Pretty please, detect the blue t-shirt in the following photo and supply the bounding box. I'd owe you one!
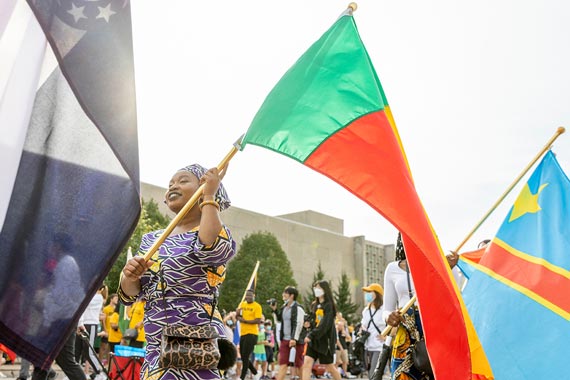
[232,320,241,345]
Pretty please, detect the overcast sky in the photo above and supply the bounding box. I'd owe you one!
[130,0,570,251]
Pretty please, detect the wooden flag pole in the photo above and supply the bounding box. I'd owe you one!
[238,261,260,307]
[143,135,244,262]
[454,127,565,253]
[381,295,416,337]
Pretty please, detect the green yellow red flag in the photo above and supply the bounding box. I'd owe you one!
[242,8,492,380]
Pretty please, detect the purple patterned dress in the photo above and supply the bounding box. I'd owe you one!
[119,225,236,380]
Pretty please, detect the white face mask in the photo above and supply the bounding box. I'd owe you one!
[313,287,324,298]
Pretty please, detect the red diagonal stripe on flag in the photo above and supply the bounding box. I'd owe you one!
[480,242,570,314]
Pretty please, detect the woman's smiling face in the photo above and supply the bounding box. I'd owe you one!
[165,171,200,213]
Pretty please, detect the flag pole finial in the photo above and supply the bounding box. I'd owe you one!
[557,126,565,134]
[348,2,358,12]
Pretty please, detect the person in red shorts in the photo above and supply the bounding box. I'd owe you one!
[270,286,305,380]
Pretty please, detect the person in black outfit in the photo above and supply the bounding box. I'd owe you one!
[298,316,312,343]
[301,280,341,380]
[32,327,86,380]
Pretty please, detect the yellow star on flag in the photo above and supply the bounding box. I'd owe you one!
[509,183,548,222]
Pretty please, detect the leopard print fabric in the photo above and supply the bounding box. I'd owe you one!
[160,325,220,369]
[162,325,219,339]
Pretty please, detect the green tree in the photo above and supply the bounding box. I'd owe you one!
[303,262,325,312]
[105,199,170,293]
[334,272,359,325]
[219,232,297,316]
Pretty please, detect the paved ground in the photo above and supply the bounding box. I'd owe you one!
[0,363,63,380]
[1,361,388,380]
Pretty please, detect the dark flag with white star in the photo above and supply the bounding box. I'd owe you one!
[0,0,140,368]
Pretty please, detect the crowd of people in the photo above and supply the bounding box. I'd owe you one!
[1,163,464,380]
[209,276,410,380]
[215,231,459,380]
[1,285,147,380]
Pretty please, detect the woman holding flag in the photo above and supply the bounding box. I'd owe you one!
[383,234,458,380]
[383,233,430,380]
[119,164,237,380]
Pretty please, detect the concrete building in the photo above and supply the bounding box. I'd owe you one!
[141,182,395,307]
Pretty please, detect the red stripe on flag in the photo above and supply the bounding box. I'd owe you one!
[305,110,472,380]
[481,243,570,313]
[461,247,487,264]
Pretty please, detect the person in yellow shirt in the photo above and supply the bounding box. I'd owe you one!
[237,290,262,380]
[107,302,123,353]
[127,299,146,348]
[100,293,118,363]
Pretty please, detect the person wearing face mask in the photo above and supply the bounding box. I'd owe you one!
[263,321,276,379]
[270,286,305,380]
[223,311,237,344]
[222,311,240,379]
[237,290,262,380]
[302,280,342,380]
[253,321,269,379]
[360,283,387,379]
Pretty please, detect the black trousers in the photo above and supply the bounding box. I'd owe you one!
[239,334,258,380]
[32,330,85,380]
[81,325,103,373]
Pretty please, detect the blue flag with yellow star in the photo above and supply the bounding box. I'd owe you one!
[459,151,570,379]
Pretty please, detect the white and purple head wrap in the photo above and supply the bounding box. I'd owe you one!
[178,163,231,211]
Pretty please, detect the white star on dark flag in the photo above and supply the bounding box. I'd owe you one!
[97,4,116,23]
[67,3,87,23]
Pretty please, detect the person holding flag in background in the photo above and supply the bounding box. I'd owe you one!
[383,235,432,380]
[237,290,263,380]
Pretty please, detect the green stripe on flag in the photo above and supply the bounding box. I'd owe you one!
[243,15,387,162]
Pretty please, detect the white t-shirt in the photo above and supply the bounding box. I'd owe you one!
[80,293,104,326]
[43,255,84,326]
[382,260,416,322]
[360,305,386,351]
